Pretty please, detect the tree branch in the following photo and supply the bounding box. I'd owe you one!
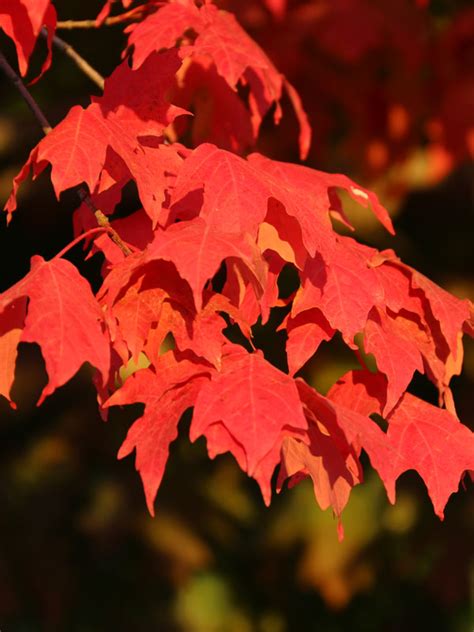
[40,28,104,90]
[77,189,133,256]
[56,6,148,29]
[0,51,131,257]
[0,51,52,134]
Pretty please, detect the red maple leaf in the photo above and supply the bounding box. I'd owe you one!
[106,351,211,514]
[279,380,364,538]
[5,50,188,224]
[363,306,424,414]
[0,0,56,79]
[328,377,474,518]
[0,256,110,405]
[191,346,308,482]
[284,308,335,376]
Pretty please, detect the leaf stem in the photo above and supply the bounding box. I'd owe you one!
[77,189,133,256]
[41,28,105,90]
[0,51,52,134]
[53,227,109,260]
[353,347,369,371]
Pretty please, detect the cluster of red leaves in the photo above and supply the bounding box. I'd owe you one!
[223,0,474,182]
[1,0,473,537]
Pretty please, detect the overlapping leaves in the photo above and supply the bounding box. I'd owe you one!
[1,0,473,537]
[125,0,311,157]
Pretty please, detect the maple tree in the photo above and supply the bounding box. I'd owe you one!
[0,0,473,540]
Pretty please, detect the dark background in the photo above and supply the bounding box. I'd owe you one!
[0,1,473,630]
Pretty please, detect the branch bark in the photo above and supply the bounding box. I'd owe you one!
[56,6,147,29]
[40,28,105,90]
[0,51,131,256]
[77,190,133,256]
[0,51,52,134]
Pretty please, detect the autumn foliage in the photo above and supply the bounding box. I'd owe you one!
[1,0,473,539]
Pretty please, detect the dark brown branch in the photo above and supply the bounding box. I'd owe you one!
[0,51,52,134]
[0,51,131,257]
[40,28,104,90]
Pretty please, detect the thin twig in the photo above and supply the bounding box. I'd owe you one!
[77,189,133,256]
[56,18,111,29]
[0,51,131,257]
[41,28,104,90]
[0,51,52,134]
[56,6,147,29]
